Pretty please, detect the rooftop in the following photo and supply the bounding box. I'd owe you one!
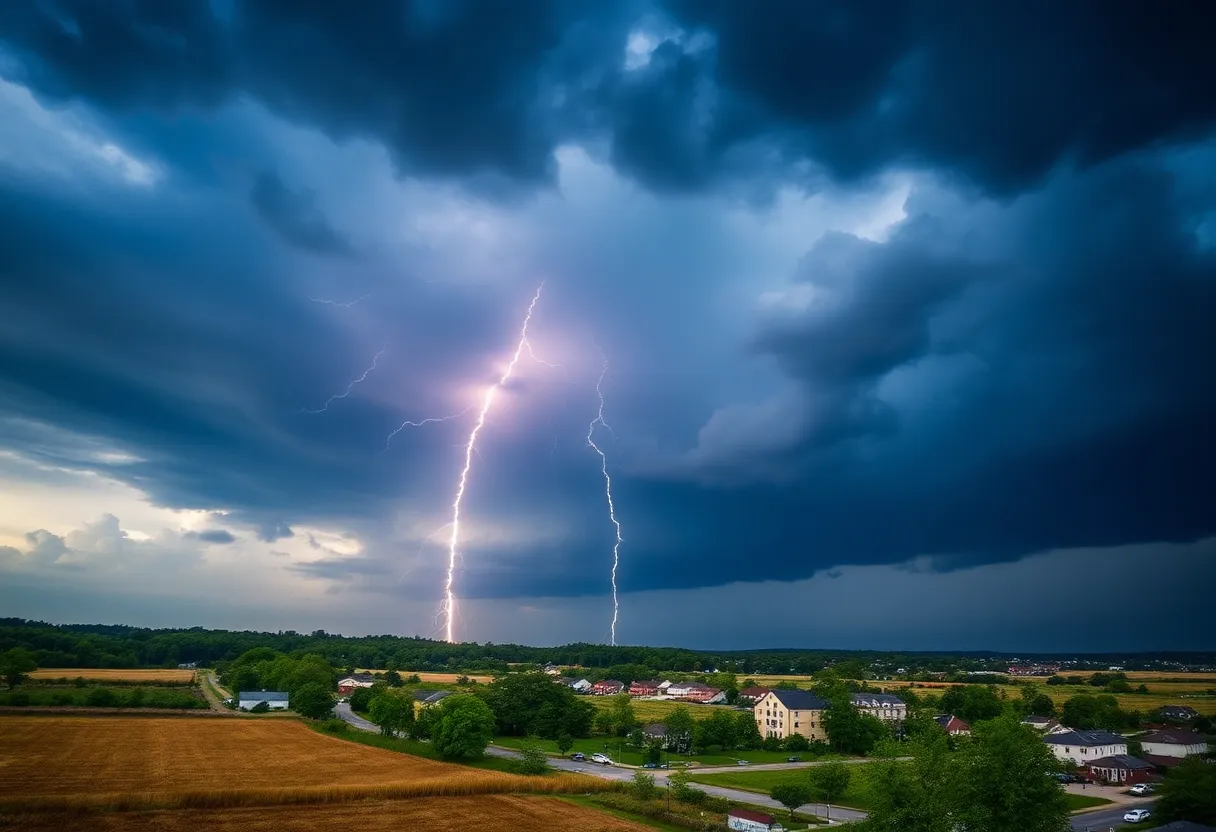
[239,691,288,701]
[1043,729,1125,746]
[851,692,905,707]
[412,689,452,703]
[728,807,775,824]
[1140,729,1205,745]
[768,689,830,711]
[1086,754,1154,770]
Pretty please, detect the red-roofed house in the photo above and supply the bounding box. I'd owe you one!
[738,686,772,705]
[728,807,782,832]
[1085,754,1156,786]
[591,679,624,696]
[934,714,971,735]
[685,686,727,704]
[629,680,661,697]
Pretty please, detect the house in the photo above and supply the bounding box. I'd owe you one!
[569,678,592,693]
[727,807,785,832]
[337,673,377,695]
[177,662,198,669]
[1021,715,1065,734]
[591,679,624,696]
[685,686,727,705]
[657,680,673,693]
[1160,705,1200,722]
[1043,729,1127,765]
[629,680,661,697]
[238,690,289,710]
[851,692,907,722]
[1085,754,1156,785]
[1139,729,1209,758]
[665,681,697,697]
[542,664,561,676]
[755,689,829,741]
[643,723,667,741]
[411,689,451,714]
[933,714,971,736]
[737,686,772,705]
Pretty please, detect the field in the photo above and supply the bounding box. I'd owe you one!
[0,717,609,812]
[590,696,735,722]
[0,795,650,832]
[494,735,819,768]
[356,670,496,685]
[28,668,196,683]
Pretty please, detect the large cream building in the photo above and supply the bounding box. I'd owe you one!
[754,689,830,741]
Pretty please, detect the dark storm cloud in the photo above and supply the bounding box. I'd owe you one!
[249,171,354,256]
[185,529,237,544]
[4,2,1212,196]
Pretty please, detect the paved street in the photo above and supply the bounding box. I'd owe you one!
[333,701,379,732]
[1070,800,1155,831]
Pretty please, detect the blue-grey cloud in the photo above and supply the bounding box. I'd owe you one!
[185,529,237,544]
[250,171,354,256]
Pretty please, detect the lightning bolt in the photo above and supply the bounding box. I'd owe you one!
[385,406,475,449]
[302,348,385,413]
[442,283,546,643]
[586,350,623,646]
[309,293,373,308]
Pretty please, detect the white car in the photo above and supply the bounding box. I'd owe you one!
[1123,809,1152,823]
[590,753,613,765]
[1129,783,1155,796]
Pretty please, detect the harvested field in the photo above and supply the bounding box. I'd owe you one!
[0,717,609,811]
[28,669,195,684]
[0,795,648,832]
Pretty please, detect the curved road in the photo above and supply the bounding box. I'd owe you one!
[332,703,865,822]
[1070,800,1155,831]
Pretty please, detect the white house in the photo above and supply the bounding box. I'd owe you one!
[1043,729,1127,766]
[851,692,907,722]
[238,690,289,710]
[1140,729,1209,758]
[665,682,696,697]
[727,807,785,832]
[569,678,592,693]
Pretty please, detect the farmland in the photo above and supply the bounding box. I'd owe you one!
[0,717,610,812]
[0,795,649,832]
[689,762,885,811]
[589,696,734,722]
[28,668,196,683]
[356,670,497,685]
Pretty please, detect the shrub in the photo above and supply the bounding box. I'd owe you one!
[319,718,349,734]
[8,691,30,706]
[783,733,810,752]
[631,771,659,801]
[86,688,117,707]
[250,701,271,713]
[516,736,550,775]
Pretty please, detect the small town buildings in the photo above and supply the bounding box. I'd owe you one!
[177,662,198,669]
[851,692,907,722]
[591,679,625,696]
[1160,705,1200,722]
[933,714,972,735]
[755,689,829,741]
[737,686,772,705]
[337,673,377,695]
[1021,715,1065,734]
[1043,729,1127,766]
[665,681,697,698]
[542,664,561,676]
[238,690,289,710]
[629,680,661,697]
[684,685,726,704]
[569,678,592,693]
[657,680,673,693]
[1085,754,1156,785]
[1007,663,1061,677]
[1139,729,1209,758]
[411,689,451,709]
[727,807,785,832]
[643,723,667,741]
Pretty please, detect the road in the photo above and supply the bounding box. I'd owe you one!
[1070,800,1155,831]
[331,706,866,822]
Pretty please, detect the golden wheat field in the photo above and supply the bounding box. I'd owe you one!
[355,670,497,684]
[28,669,196,683]
[0,795,648,832]
[0,716,608,812]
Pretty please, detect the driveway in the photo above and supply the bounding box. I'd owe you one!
[1070,799,1155,831]
[334,701,380,733]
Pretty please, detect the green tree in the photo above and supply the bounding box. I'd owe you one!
[349,685,375,713]
[432,694,496,760]
[383,669,404,687]
[938,685,1003,724]
[663,706,695,754]
[855,731,954,832]
[556,733,574,755]
[410,702,440,740]
[631,770,659,801]
[0,648,38,689]
[517,736,550,775]
[1155,757,1216,825]
[667,768,697,802]
[480,673,594,738]
[291,682,334,719]
[1061,693,1127,731]
[784,732,810,752]
[771,782,813,821]
[952,715,1069,832]
[369,692,413,737]
[810,760,852,805]
[735,710,763,749]
[699,709,739,749]
[824,699,888,755]
[610,692,637,736]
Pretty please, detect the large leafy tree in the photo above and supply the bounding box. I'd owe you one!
[952,716,1069,832]
[0,648,37,689]
[1060,694,1129,731]
[810,761,852,805]
[369,692,414,737]
[938,685,1004,724]
[663,706,696,754]
[735,710,763,749]
[290,682,334,720]
[479,673,593,738]
[1155,757,1216,826]
[610,693,638,737]
[855,732,955,832]
[823,699,888,755]
[771,782,812,820]
[432,694,496,760]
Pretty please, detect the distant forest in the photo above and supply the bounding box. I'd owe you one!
[2,618,1212,675]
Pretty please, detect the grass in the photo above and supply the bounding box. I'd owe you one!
[688,763,885,811]
[493,735,819,768]
[589,696,736,722]
[0,795,652,832]
[28,668,196,683]
[1065,793,1113,811]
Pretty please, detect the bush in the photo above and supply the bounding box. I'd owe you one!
[349,686,375,713]
[319,718,350,734]
[783,733,810,752]
[250,700,271,713]
[50,691,73,706]
[517,736,550,775]
[631,771,659,801]
[8,691,30,706]
[86,688,117,707]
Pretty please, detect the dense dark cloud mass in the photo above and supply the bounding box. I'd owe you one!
[0,1,1213,647]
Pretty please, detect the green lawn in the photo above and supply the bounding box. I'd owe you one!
[589,696,736,722]
[492,735,828,768]
[1065,793,1113,811]
[688,762,884,811]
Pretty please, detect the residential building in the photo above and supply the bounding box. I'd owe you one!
[238,690,289,710]
[643,723,667,742]
[1085,754,1156,785]
[665,681,697,697]
[1007,663,1061,676]
[727,807,784,832]
[1160,705,1200,722]
[542,664,561,676]
[685,686,726,704]
[629,680,661,697]
[933,714,971,736]
[737,686,772,705]
[337,673,377,695]
[1139,729,1209,758]
[1043,729,1127,766]
[411,689,451,708]
[755,689,829,741]
[851,692,907,722]
[591,679,624,696]
[177,662,198,669]
[1021,715,1065,734]
[657,680,673,693]
[569,678,592,693]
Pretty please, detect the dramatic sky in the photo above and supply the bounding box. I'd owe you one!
[1,1,1214,652]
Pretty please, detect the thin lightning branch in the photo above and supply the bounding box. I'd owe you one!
[586,351,623,646]
[443,283,546,643]
[309,293,373,308]
[302,348,385,413]
[385,406,475,449]
[525,339,562,370]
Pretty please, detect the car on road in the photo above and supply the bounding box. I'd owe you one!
[736,760,751,766]
[590,753,613,765]
[787,756,802,762]
[642,762,658,769]
[1123,809,1152,823]
[1128,783,1155,796]
[570,753,585,761]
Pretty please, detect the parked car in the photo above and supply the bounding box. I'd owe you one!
[590,753,613,765]
[642,763,658,769]
[1123,809,1152,823]
[1129,783,1155,796]
[570,753,585,761]
[736,760,751,766]
[787,756,802,762]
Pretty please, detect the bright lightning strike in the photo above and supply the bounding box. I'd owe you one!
[385,406,475,449]
[443,283,546,643]
[586,351,623,646]
[309,293,373,308]
[302,348,385,414]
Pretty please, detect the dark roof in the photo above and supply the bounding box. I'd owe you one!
[411,689,452,704]
[1086,754,1154,770]
[739,686,772,698]
[851,692,905,707]
[342,672,376,683]
[1140,729,1205,745]
[1143,753,1184,768]
[1146,822,1216,832]
[643,723,667,735]
[933,714,970,730]
[1022,715,1056,723]
[630,680,662,687]
[728,807,775,824]
[595,679,624,687]
[1161,705,1199,714]
[239,691,288,700]
[1044,729,1125,746]
[768,689,829,711]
